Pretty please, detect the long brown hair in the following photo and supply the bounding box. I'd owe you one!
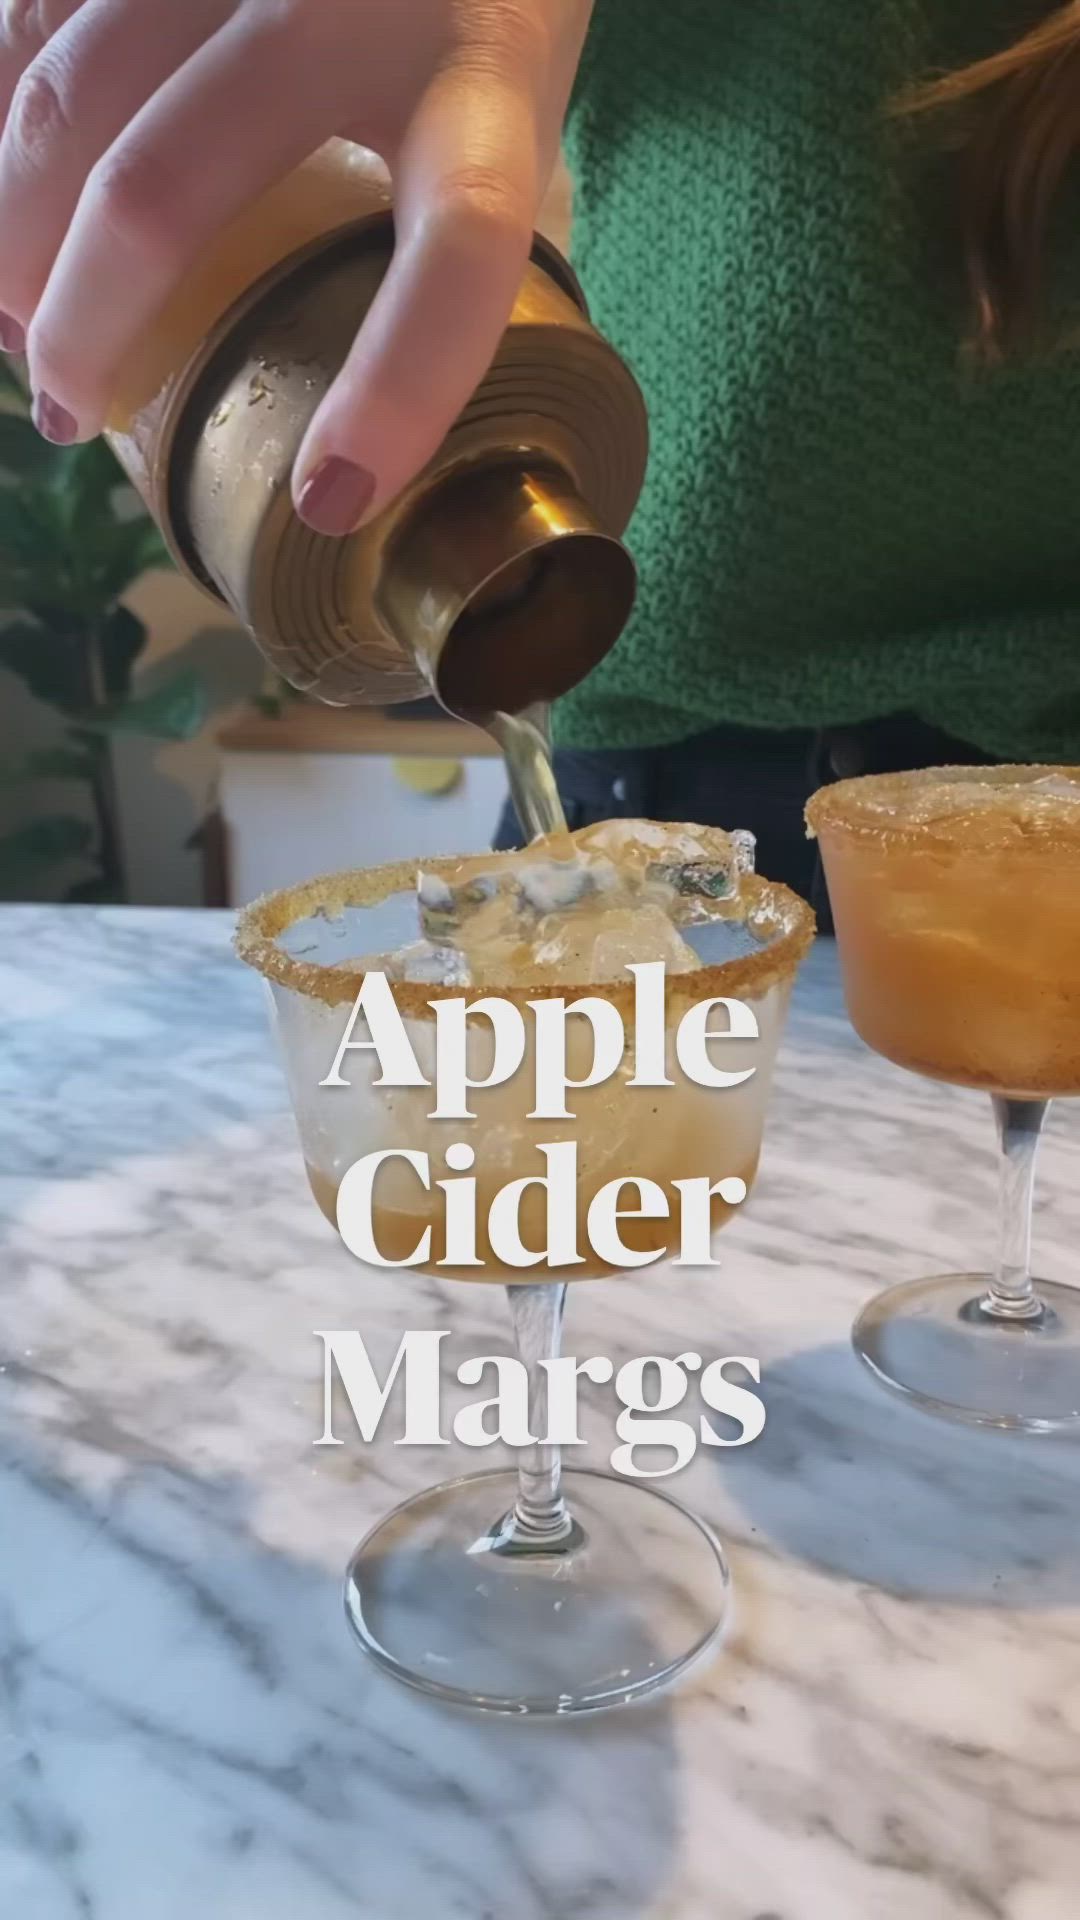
[903,4,1080,356]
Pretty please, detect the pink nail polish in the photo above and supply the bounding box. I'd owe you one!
[32,391,78,445]
[0,311,25,354]
[297,457,376,537]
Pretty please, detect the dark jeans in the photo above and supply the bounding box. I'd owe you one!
[493,713,994,933]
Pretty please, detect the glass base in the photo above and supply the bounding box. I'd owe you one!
[853,1275,1080,1432]
[344,1467,730,1715]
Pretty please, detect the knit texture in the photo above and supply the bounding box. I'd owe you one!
[555,0,1080,758]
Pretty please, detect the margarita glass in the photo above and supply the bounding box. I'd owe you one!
[808,765,1080,1432]
[236,823,813,1713]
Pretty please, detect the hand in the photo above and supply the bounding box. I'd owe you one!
[0,0,592,531]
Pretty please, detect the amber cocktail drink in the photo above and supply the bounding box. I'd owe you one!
[807,766,1080,1430]
[237,819,814,1712]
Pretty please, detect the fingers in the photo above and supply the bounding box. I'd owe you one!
[293,54,541,533]
[0,0,84,123]
[0,0,226,339]
[0,0,85,344]
[25,6,333,438]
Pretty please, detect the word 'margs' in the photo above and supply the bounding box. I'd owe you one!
[316,1331,767,1478]
[320,961,758,1120]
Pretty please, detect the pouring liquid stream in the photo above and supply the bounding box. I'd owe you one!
[485,705,571,849]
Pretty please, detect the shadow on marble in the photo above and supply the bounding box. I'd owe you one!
[714,1340,1080,1606]
[0,1435,683,1920]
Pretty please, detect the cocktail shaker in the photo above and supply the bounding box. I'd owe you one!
[105,142,648,718]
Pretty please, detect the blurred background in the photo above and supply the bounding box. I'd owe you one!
[0,356,510,912]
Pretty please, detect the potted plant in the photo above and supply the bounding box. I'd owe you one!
[0,360,210,902]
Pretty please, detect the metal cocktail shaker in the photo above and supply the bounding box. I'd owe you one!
[104,142,648,719]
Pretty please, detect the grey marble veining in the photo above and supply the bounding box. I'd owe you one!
[2,907,1079,1919]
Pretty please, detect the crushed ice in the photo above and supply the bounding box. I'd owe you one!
[360,823,760,989]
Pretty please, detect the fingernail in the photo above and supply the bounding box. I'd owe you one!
[296,457,376,536]
[0,311,25,354]
[32,391,78,445]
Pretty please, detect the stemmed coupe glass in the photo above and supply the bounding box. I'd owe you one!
[808,765,1080,1432]
[237,829,813,1714]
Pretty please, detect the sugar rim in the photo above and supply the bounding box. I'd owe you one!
[234,829,816,1015]
[806,763,1080,855]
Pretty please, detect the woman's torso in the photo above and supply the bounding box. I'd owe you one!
[556,0,1080,762]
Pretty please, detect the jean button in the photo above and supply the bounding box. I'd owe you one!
[612,778,628,804]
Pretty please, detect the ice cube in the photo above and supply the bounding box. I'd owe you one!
[642,831,754,923]
[417,873,454,916]
[645,858,739,902]
[575,818,718,875]
[517,857,590,914]
[417,869,499,943]
[732,829,757,875]
[533,904,701,984]
[589,905,702,982]
[394,820,749,991]
[397,940,473,987]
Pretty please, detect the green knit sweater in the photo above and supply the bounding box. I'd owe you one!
[555,0,1080,758]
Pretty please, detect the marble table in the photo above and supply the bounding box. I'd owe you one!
[2,907,1079,1920]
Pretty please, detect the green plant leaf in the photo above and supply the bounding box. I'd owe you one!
[84,667,208,741]
[0,486,65,573]
[82,515,172,607]
[36,746,100,781]
[0,741,97,787]
[0,442,167,619]
[98,604,148,700]
[45,443,138,609]
[0,489,89,619]
[0,412,55,485]
[19,746,99,782]
[49,436,122,519]
[0,358,29,409]
[2,814,92,855]
[0,620,86,710]
[0,813,93,892]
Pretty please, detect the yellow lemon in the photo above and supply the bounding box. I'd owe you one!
[393,757,463,797]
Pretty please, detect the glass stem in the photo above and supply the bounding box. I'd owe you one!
[493,1281,582,1555]
[981,1097,1049,1323]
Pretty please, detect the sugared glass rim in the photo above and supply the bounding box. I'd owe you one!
[234,833,816,1016]
[806,763,1080,856]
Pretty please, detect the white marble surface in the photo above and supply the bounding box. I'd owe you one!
[3,907,1080,1920]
